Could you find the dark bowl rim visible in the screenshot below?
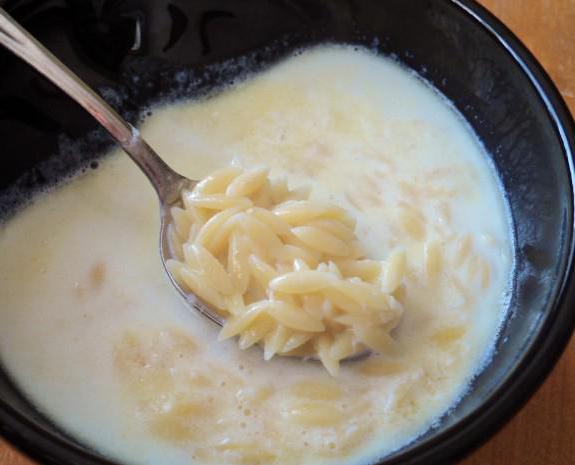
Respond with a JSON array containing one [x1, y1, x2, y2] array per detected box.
[[1, 0, 575, 464], [386, 0, 575, 461]]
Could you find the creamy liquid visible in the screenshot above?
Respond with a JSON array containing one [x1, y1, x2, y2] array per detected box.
[[0, 46, 512, 465]]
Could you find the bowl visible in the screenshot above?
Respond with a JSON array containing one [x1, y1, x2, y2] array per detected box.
[[1, 1, 574, 464]]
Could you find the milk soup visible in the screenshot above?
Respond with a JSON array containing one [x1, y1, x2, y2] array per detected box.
[[0, 45, 513, 465]]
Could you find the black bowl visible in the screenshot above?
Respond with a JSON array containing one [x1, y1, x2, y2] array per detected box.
[[1, 1, 574, 464]]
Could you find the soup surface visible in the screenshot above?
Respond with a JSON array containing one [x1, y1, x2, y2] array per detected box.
[[0, 45, 513, 465]]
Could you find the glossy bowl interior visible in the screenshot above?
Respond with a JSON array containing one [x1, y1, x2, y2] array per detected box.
[[1, 1, 574, 464]]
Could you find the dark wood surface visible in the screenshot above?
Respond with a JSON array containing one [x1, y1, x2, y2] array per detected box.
[[1, 0, 574, 463]]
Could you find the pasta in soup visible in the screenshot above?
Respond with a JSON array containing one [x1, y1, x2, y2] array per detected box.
[[167, 165, 405, 376], [0, 45, 513, 465]]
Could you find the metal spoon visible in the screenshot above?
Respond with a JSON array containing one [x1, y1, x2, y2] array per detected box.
[[0, 9, 372, 364], [0, 8, 224, 327]]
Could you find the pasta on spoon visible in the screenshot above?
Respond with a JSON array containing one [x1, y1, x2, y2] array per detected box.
[[167, 164, 405, 375]]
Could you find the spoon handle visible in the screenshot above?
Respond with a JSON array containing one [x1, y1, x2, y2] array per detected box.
[[0, 8, 187, 204]]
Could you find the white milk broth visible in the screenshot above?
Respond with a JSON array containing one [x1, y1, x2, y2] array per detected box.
[[0, 46, 512, 465]]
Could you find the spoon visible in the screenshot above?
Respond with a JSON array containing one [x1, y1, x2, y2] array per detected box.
[[0, 9, 372, 364], [0, 8, 224, 327]]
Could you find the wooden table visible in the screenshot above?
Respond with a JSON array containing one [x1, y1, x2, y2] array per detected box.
[[1, 0, 574, 464]]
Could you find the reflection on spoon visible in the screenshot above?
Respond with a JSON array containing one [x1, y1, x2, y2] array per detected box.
[[0, 7, 221, 327]]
